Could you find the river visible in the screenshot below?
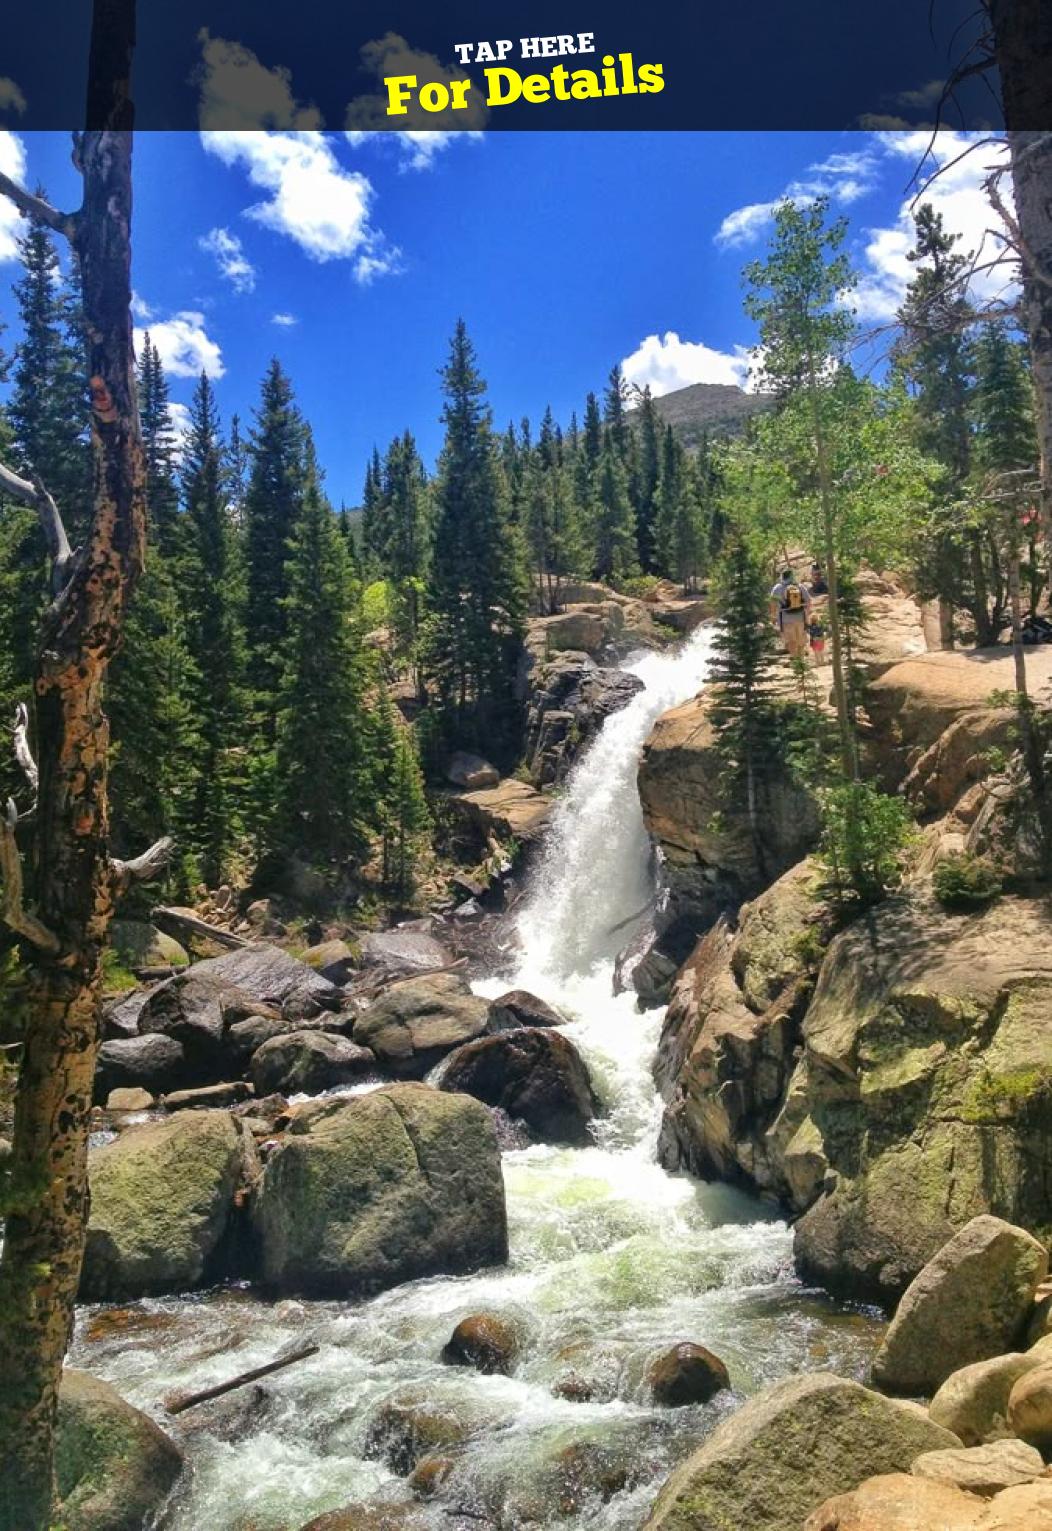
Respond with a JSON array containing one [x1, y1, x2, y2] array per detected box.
[[72, 623, 882, 1529]]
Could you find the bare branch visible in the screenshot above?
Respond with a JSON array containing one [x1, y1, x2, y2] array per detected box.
[[12, 704, 37, 795], [0, 172, 78, 243], [110, 836, 175, 895], [986, 164, 1052, 294], [0, 459, 76, 593], [0, 799, 60, 953]]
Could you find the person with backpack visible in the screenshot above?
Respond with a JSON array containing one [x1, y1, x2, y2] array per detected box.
[[769, 567, 812, 658]]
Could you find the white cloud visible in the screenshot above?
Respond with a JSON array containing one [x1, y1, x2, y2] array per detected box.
[[347, 128, 484, 172], [199, 225, 256, 292], [136, 312, 224, 379], [0, 79, 27, 116], [0, 131, 26, 262], [196, 30, 322, 130], [131, 292, 154, 320], [168, 400, 192, 459], [852, 131, 1015, 322], [201, 130, 400, 281], [620, 331, 754, 396], [714, 146, 880, 249], [271, 311, 298, 326], [345, 33, 488, 135]]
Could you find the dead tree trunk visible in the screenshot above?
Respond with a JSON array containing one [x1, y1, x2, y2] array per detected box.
[[0, 132, 166, 1531]]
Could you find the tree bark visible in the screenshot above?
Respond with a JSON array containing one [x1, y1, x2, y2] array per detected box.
[[0, 132, 144, 1531], [1004, 131, 1052, 583]]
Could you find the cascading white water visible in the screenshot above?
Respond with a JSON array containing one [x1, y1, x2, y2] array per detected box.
[[71, 624, 881, 1531]]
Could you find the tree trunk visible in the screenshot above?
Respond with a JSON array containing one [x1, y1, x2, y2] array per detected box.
[[1005, 131, 1052, 585], [806, 349, 856, 779], [0, 132, 144, 1531]]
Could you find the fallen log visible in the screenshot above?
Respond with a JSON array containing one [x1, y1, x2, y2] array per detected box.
[[151, 905, 249, 951], [163, 1343, 319, 1415]]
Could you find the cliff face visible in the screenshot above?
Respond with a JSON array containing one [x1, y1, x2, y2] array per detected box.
[[649, 638, 1052, 1306]]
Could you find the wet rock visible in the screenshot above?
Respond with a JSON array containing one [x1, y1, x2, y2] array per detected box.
[[302, 938, 359, 985], [106, 1086, 155, 1113], [177, 1382, 275, 1443], [298, 1503, 429, 1530], [360, 927, 452, 979], [802, 1472, 988, 1530], [255, 1083, 508, 1297], [162, 1080, 253, 1111], [930, 1353, 1039, 1445], [442, 1312, 522, 1375], [110, 918, 189, 972], [55, 1368, 184, 1531], [523, 652, 644, 785], [447, 750, 500, 790], [80, 1109, 257, 1301], [487, 989, 566, 1030], [871, 1217, 1048, 1396], [438, 1026, 597, 1146], [364, 1395, 474, 1473], [647, 1342, 730, 1406], [95, 1033, 187, 1101], [353, 972, 491, 1079], [642, 1372, 960, 1530], [249, 1030, 374, 1096], [407, 1453, 456, 1497], [1007, 1362, 1052, 1452], [912, 1439, 1046, 1497], [82, 1306, 176, 1345]]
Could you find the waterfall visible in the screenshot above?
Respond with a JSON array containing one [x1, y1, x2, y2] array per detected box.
[[74, 622, 882, 1531], [516, 623, 717, 987]]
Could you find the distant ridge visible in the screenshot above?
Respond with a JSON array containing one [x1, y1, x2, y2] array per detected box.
[[633, 381, 774, 450]]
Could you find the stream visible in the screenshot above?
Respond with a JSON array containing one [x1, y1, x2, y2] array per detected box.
[[72, 624, 883, 1530]]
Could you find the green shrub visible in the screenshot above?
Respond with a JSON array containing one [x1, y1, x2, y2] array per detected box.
[[932, 851, 1002, 911], [816, 779, 916, 908], [362, 578, 391, 629]]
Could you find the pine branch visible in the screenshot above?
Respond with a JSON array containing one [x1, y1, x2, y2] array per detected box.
[[0, 460, 76, 593], [0, 799, 60, 953], [0, 173, 78, 243], [110, 836, 175, 896]]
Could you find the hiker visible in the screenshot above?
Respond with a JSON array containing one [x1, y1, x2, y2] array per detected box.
[[769, 567, 812, 658], [809, 562, 828, 595], [808, 616, 826, 663]]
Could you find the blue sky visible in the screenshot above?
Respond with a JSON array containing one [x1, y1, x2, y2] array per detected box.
[[0, 128, 1009, 508]]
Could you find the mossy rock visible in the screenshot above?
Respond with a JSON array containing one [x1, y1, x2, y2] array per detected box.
[[55, 1369, 183, 1531]]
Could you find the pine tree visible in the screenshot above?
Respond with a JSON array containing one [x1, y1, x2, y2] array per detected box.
[[181, 372, 245, 883], [372, 686, 431, 897], [635, 385, 663, 572], [243, 359, 308, 727], [360, 445, 387, 581], [525, 449, 584, 614], [593, 431, 639, 584], [381, 430, 431, 670], [603, 363, 629, 460], [225, 412, 247, 528], [708, 534, 782, 873], [274, 463, 369, 866], [136, 333, 182, 559], [9, 202, 91, 538], [427, 320, 526, 752]]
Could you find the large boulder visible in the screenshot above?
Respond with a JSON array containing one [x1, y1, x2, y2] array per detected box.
[[642, 1372, 960, 1530], [249, 1030, 374, 1096], [523, 652, 644, 785], [353, 972, 491, 1079], [95, 1033, 187, 1100], [872, 1216, 1048, 1396], [359, 926, 453, 979], [488, 989, 566, 1030], [137, 943, 341, 1077], [912, 1439, 1046, 1497], [109, 919, 189, 972], [447, 750, 500, 790], [254, 1083, 508, 1296], [792, 894, 1052, 1303], [438, 1026, 597, 1146], [802, 1472, 988, 1530], [446, 776, 552, 852], [656, 860, 833, 1202], [80, 1109, 257, 1301], [55, 1369, 184, 1531], [637, 689, 820, 976], [301, 938, 359, 985], [1007, 1362, 1052, 1452], [930, 1353, 1041, 1445]]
